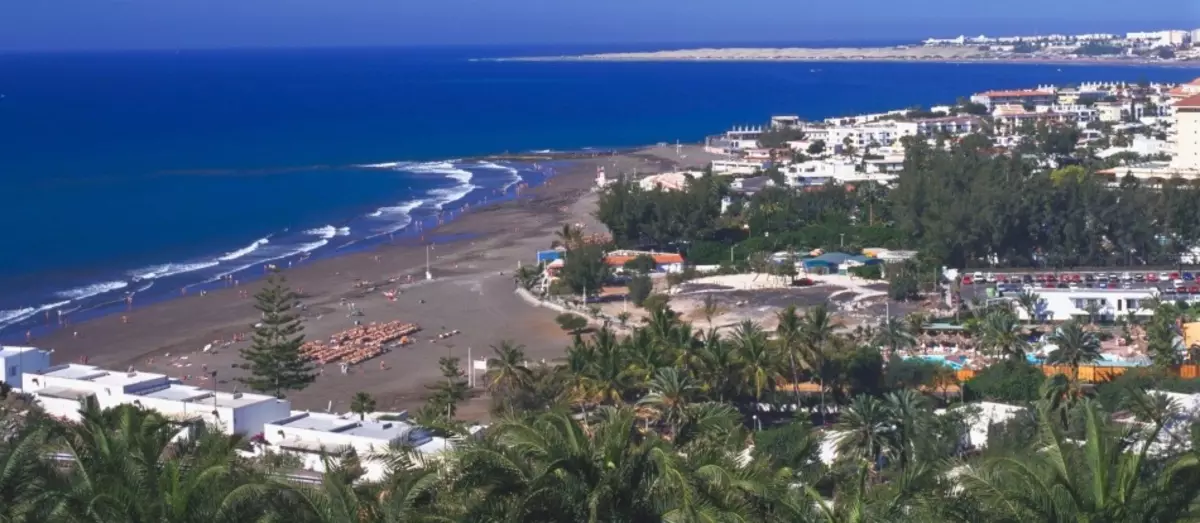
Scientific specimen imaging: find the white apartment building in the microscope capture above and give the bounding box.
[0,346,52,391]
[1014,288,1158,322]
[782,159,898,187]
[710,159,767,176]
[22,364,290,435]
[1174,95,1200,171]
[263,411,448,481]
[914,116,982,136]
[723,126,763,149]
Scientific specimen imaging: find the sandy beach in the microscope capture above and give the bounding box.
[29,145,723,419]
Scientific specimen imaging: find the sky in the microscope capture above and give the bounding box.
[1,0,1198,51]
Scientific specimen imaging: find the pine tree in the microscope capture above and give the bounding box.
[237,272,316,398]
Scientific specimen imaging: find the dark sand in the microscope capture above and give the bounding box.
[32,145,724,419]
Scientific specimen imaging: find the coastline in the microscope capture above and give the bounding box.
[489,47,1200,68]
[25,145,721,416]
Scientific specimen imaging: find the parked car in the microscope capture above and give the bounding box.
[1175,279,1186,289]
[962,276,973,285]
[1185,272,1195,281]
[1147,273,1159,282]
[1171,272,1181,280]
[1084,274,1096,283]
[1134,273,1146,282]
[1098,282,1109,289]
[1121,272,1132,281]
[1022,274,1034,283]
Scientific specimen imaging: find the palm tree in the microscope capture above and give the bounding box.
[978,308,1029,361]
[0,426,59,523]
[802,304,836,424]
[732,320,778,404]
[50,401,270,523]
[775,305,805,406]
[961,398,1200,522]
[694,329,740,402]
[551,223,583,250]
[872,315,915,356]
[637,367,698,435]
[1046,319,1102,379]
[350,391,377,421]
[834,395,896,473]
[1015,289,1041,323]
[883,389,932,471]
[484,340,531,393]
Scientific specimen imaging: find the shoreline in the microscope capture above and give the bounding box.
[0,149,644,343]
[488,48,1200,68]
[24,145,723,416]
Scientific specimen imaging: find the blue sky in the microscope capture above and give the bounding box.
[1,0,1197,51]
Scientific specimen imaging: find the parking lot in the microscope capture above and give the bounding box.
[957,269,1200,301]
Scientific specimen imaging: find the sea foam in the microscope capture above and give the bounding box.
[218,236,270,261]
[130,261,220,281]
[0,300,71,330]
[476,160,524,191]
[55,280,129,300]
[303,225,351,239]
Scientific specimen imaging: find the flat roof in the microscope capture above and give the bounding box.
[137,385,212,402]
[342,421,414,440]
[270,412,415,441]
[209,391,278,409]
[88,371,167,389]
[40,365,107,381]
[0,346,43,359]
[272,412,358,432]
[38,386,96,401]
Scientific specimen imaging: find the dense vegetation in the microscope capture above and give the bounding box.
[597,132,1200,269]
[8,301,1200,522]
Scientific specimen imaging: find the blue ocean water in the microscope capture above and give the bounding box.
[0,45,1196,337]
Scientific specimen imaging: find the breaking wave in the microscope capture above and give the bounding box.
[129,261,221,281]
[54,280,129,300]
[219,236,271,262]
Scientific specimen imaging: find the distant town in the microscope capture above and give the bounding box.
[921,28,1200,62]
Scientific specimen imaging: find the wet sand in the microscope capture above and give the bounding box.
[31,145,722,419]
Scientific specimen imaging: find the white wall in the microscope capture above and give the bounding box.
[236,399,294,437]
[0,350,51,391]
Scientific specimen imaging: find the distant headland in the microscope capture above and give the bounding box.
[484,29,1200,66]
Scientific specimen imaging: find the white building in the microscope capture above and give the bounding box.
[23,365,171,418]
[1013,288,1159,322]
[22,363,290,435]
[0,346,52,391]
[782,159,898,187]
[263,411,447,481]
[914,116,982,136]
[710,159,767,176]
[1176,95,1200,170]
[130,385,291,436]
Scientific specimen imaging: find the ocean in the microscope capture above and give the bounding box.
[0,45,1196,338]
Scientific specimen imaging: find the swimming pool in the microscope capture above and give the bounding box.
[905,354,964,370]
